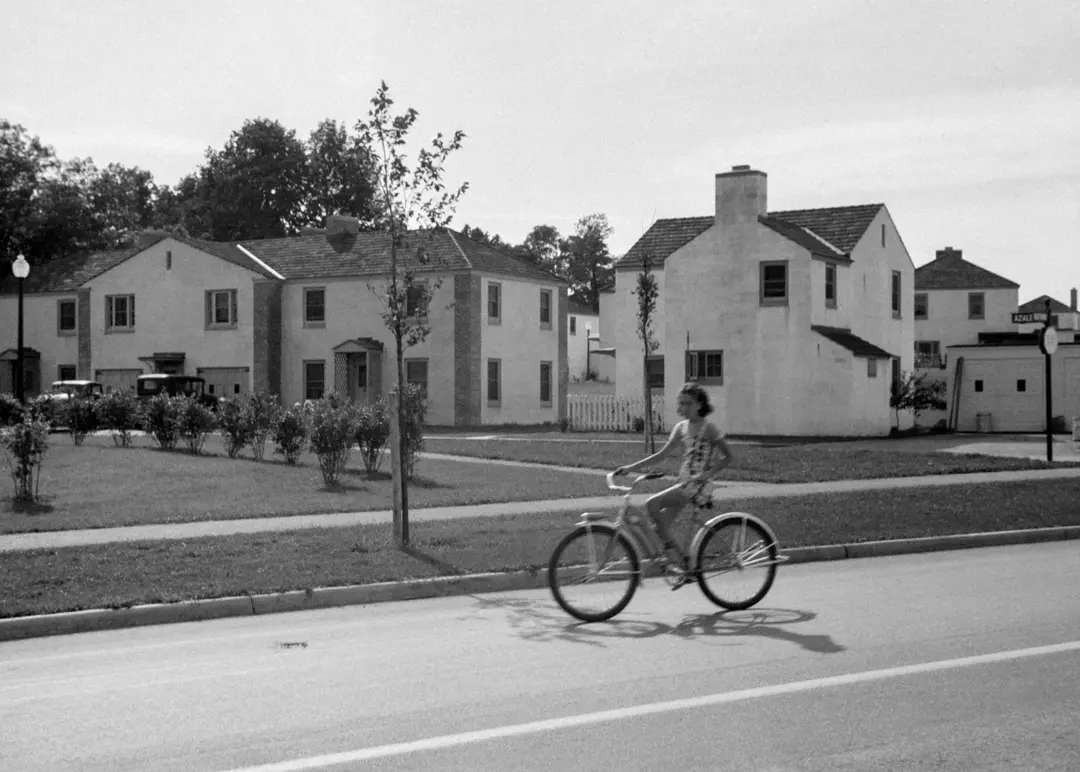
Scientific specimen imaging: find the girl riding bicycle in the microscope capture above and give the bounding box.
[615,382,732,568]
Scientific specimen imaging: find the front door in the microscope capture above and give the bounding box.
[352,352,369,404]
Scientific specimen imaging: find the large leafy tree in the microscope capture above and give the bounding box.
[0,120,57,261]
[520,224,562,271]
[89,162,157,249]
[303,119,380,230]
[563,213,614,313]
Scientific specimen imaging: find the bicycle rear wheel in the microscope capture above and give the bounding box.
[548,524,640,622]
[695,517,778,610]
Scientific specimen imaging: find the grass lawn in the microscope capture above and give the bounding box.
[3,478,1079,618]
[0,433,629,534]
[425,437,1062,482]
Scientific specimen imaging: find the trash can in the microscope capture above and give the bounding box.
[976,413,992,434]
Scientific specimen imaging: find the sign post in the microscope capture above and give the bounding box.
[1037,298,1058,462]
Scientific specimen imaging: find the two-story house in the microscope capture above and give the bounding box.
[567,299,600,383]
[1015,291,1079,340]
[0,220,570,427]
[609,166,914,436]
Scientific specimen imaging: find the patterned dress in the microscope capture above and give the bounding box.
[675,420,722,500]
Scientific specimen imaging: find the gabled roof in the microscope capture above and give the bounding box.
[0,244,150,295]
[811,325,894,359]
[914,251,1019,290]
[237,229,565,285]
[615,205,883,270]
[1018,295,1072,314]
[174,237,282,280]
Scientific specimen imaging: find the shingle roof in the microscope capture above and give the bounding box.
[1018,295,1072,313]
[239,229,565,285]
[914,253,1019,290]
[174,237,282,280]
[0,244,151,295]
[811,325,894,359]
[615,205,883,270]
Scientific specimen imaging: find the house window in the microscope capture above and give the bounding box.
[646,355,665,389]
[57,299,77,335]
[405,281,428,318]
[915,340,943,369]
[405,358,428,398]
[685,350,723,384]
[105,294,135,331]
[914,293,928,320]
[540,361,552,405]
[303,360,325,400]
[974,380,984,393]
[825,264,837,308]
[304,287,326,327]
[205,289,238,328]
[57,365,77,381]
[891,271,901,317]
[868,358,878,378]
[968,292,985,320]
[891,357,901,398]
[487,359,501,405]
[570,316,577,335]
[881,224,886,247]
[488,282,501,323]
[760,261,787,305]
[540,289,552,328]
[1017,379,1026,392]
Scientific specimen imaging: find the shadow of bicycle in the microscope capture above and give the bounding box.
[463,595,846,654]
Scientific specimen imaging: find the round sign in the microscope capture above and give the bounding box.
[1040,326,1059,356]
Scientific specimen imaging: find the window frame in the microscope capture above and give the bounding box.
[540,360,552,406]
[759,261,788,306]
[914,340,944,369]
[57,298,77,336]
[303,287,326,328]
[569,316,577,336]
[868,358,878,378]
[487,282,501,325]
[914,292,928,320]
[404,358,429,399]
[205,289,238,329]
[487,358,501,406]
[105,294,135,332]
[968,291,985,320]
[891,271,902,318]
[824,263,837,309]
[303,360,326,400]
[539,289,553,328]
[685,350,723,384]
[405,280,429,319]
[57,364,77,381]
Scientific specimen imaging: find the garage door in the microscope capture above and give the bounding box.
[197,367,250,400]
[960,359,1044,432]
[95,369,141,394]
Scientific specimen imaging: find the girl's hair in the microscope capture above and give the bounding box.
[679,382,714,417]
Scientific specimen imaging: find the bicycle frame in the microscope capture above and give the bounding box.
[689,511,790,570]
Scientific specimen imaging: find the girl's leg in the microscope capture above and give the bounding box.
[645,485,689,562]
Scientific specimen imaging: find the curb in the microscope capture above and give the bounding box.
[2,525,1078,643]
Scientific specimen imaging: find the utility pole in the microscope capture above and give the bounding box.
[1039,297,1058,462]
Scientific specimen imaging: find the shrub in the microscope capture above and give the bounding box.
[95,389,142,447]
[355,401,391,474]
[217,399,253,458]
[63,398,99,446]
[0,393,24,426]
[273,404,309,464]
[140,393,183,451]
[1,414,50,502]
[309,398,358,485]
[177,396,217,455]
[399,383,428,478]
[246,391,280,461]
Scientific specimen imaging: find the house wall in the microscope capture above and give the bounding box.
[0,291,81,394]
[613,270,667,400]
[915,287,1019,356]
[568,310,599,381]
[86,239,258,382]
[478,274,564,425]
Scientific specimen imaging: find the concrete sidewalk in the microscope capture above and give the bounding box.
[4,466,1080,553]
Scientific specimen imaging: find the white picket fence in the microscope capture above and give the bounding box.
[567,393,665,433]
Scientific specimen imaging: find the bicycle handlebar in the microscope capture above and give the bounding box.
[606,470,665,492]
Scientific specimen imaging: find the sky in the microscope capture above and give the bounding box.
[2,0,1078,304]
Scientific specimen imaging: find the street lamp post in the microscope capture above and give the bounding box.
[12,255,30,403]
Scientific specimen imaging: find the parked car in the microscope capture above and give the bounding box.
[34,380,105,429]
[136,374,223,410]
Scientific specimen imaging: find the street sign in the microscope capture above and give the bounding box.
[1012,311,1048,324]
[1040,326,1059,356]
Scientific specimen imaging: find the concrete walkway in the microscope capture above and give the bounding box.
[4,465,1079,553]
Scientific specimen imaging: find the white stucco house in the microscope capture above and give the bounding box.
[567,299,600,382]
[0,220,569,427]
[608,165,915,437]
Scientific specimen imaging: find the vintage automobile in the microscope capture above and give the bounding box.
[136,374,223,410]
[33,380,105,428]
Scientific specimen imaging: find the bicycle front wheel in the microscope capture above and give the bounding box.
[695,517,778,610]
[548,524,640,622]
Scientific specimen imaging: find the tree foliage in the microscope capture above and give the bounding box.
[634,251,660,451]
[890,370,948,426]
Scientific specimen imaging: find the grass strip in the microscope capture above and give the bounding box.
[3,478,1079,619]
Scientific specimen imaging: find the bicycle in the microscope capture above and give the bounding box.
[548,471,789,622]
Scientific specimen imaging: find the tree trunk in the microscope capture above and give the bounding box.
[642,356,655,453]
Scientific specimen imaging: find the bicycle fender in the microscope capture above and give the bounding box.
[689,511,781,557]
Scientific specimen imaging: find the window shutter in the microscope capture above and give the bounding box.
[130,296,135,326]
[205,292,211,327]
[231,290,238,325]
[106,296,113,328]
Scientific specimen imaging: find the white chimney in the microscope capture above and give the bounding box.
[715,165,767,228]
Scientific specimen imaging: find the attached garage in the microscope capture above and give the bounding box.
[95,368,141,394]
[197,367,250,399]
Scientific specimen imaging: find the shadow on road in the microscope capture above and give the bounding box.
[464,595,846,654]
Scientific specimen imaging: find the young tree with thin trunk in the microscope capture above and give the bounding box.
[356,81,468,547]
[634,252,660,452]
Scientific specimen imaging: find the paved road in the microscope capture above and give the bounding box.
[2,541,1078,771]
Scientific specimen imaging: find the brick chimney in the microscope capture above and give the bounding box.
[935,246,962,260]
[326,214,360,237]
[715,165,767,228]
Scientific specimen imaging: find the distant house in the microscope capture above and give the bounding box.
[567,298,599,381]
[0,221,569,426]
[1015,292,1080,338]
[608,165,914,436]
